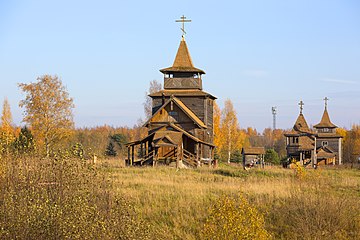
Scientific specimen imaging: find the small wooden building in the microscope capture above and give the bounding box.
[241,147,265,168]
[125,34,216,167]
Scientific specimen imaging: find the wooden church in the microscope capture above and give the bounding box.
[284,99,343,167]
[126,17,216,167]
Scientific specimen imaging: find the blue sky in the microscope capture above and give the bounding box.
[0,0,359,131]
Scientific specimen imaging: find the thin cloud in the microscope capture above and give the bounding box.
[321,78,358,85]
[242,70,268,78]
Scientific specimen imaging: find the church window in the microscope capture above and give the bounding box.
[322,141,328,146]
[292,137,299,144]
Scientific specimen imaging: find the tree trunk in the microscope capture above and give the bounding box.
[45,137,50,157]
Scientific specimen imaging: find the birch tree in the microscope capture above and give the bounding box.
[18,75,74,156]
[143,80,162,119]
[220,99,239,163]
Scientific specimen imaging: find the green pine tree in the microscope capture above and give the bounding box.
[105,142,117,156]
[264,148,280,165]
[13,126,35,154]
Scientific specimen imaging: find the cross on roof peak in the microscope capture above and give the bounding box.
[175,15,191,37]
[298,100,304,114]
[324,97,329,109]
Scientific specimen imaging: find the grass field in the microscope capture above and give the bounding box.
[1,156,359,239]
[102,161,360,239]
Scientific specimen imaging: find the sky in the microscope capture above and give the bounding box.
[0,0,359,131]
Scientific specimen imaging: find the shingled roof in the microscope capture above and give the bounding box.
[160,37,205,74]
[317,146,336,159]
[314,108,337,128]
[241,147,265,155]
[143,96,207,129]
[293,113,312,133]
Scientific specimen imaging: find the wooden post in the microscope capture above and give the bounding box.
[176,146,180,168]
[152,149,155,167]
[146,141,149,156]
[140,143,143,158]
[211,147,215,168]
[196,143,200,166]
[131,145,135,166]
[127,147,130,166]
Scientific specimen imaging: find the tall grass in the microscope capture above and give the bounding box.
[1,156,359,239]
[0,155,150,239]
[104,161,359,239]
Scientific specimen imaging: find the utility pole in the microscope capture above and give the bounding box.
[272,106,277,130]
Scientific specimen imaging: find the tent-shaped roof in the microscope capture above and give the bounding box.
[160,37,205,74]
[293,113,312,133]
[314,108,337,128]
[143,96,207,129]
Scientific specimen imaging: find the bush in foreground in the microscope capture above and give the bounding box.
[202,194,271,240]
[0,155,150,239]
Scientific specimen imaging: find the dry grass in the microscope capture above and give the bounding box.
[1,155,359,239]
[100,161,360,239]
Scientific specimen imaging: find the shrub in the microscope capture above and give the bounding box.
[264,149,280,165]
[0,155,150,239]
[202,194,271,239]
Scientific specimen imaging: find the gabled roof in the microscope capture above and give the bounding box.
[143,96,207,129]
[127,122,214,148]
[168,123,215,147]
[314,108,337,128]
[160,37,205,74]
[317,146,336,159]
[241,147,265,155]
[153,131,182,147]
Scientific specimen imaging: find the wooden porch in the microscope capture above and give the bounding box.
[125,135,215,168]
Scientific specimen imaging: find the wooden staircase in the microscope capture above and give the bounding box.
[182,149,198,168]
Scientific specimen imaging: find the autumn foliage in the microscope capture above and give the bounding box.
[18,75,74,156]
[202,194,271,239]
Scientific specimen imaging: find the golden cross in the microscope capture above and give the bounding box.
[324,97,329,109]
[298,100,304,114]
[176,15,191,37]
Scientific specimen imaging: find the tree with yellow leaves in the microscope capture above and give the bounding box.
[220,99,244,163]
[0,98,15,153]
[342,125,360,166]
[213,101,222,148]
[18,75,74,156]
